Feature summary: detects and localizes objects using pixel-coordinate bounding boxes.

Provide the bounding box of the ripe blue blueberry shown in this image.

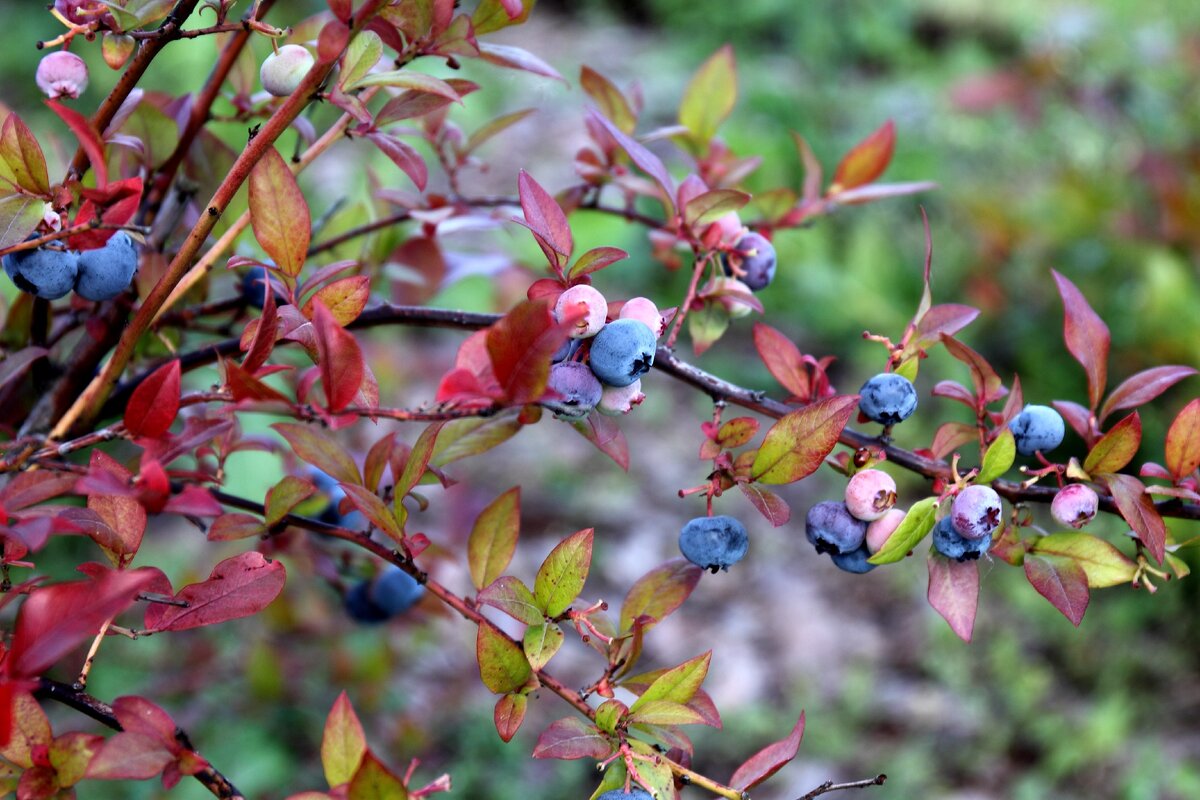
[344,581,391,624]
[932,516,991,562]
[596,791,653,800]
[831,544,877,574]
[588,319,656,387]
[724,232,777,291]
[542,361,603,418]
[309,469,366,529]
[950,485,1002,540]
[241,266,282,309]
[75,231,138,301]
[369,565,425,615]
[3,246,79,300]
[1008,404,1065,456]
[858,373,917,425]
[678,515,749,572]
[805,501,867,555]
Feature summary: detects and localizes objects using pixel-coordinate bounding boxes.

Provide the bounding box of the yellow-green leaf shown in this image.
[1031,532,1137,588]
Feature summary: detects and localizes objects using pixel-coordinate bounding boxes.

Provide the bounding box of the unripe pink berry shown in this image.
[597,379,645,415]
[865,508,906,554]
[715,211,746,245]
[618,297,663,338]
[706,276,755,319]
[260,45,315,97]
[36,51,89,99]
[950,485,1002,540]
[1051,484,1099,529]
[553,285,608,339]
[844,469,897,522]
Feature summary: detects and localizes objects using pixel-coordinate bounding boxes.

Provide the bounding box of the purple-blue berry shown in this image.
[932,516,991,562]
[344,581,391,624]
[805,501,868,555]
[1008,404,1065,457]
[369,566,425,615]
[858,373,917,425]
[75,231,138,301]
[596,791,653,800]
[679,515,749,572]
[241,266,283,309]
[950,485,1002,540]
[588,319,656,387]
[542,361,603,419]
[724,232,777,291]
[3,246,79,300]
[831,544,877,574]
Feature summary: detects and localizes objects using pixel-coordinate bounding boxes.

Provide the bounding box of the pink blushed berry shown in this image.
[36,51,89,99]
[260,45,315,97]
[706,276,755,319]
[844,469,897,522]
[597,379,645,415]
[865,508,906,554]
[950,484,1003,540]
[618,297,664,338]
[1051,484,1099,529]
[553,284,608,339]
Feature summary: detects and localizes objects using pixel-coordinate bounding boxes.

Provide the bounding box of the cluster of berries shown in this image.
[805,468,901,573]
[541,286,663,419]
[707,231,778,316]
[1006,404,1099,528]
[2,232,139,302]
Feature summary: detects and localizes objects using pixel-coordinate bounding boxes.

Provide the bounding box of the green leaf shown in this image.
[0,114,49,195]
[619,559,702,633]
[751,395,859,484]
[347,750,408,800]
[1031,533,1136,588]
[522,622,564,671]
[580,66,636,133]
[430,413,522,467]
[626,699,705,727]
[976,429,1015,483]
[473,0,534,34]
[393,422,443,517]
[272,423,360,486]
[321,692,366,787]
[476,621,533,693]
[594,699,628,734]
[477,576,543,625]
[340,30,383,92]
[0,194,45,250]
[678,45,737,148]
[264,475,316,528]
[533,528,593,617]
[629,652,710,712]
[468,487,520,590]
[688,300,730,356]
[868,497,937,565]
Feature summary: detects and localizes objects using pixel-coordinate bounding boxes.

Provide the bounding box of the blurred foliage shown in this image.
[4,0,1200,798]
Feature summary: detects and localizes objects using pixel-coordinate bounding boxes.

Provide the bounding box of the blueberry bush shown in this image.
[0,2,1197,799]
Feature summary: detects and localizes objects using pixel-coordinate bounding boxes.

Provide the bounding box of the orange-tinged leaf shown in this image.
[751,395,858,484]
[1165,398,1200,481]
[321,692,366,787]
[272,423,360,485]
[679,45,737,147]
[124,360,180,440]
[619,558,702,633]
[1053,269,1109,412]
[927,554,978,642]
[1031,533,1136,588]
[302,276,370,326]
[831,119,894,192]
[730,712,805,791]
[1083,412,1141,475]
[533,528,593,618]
[580,66,636,133]
[393,421,443,516]
[84,451,146,567]
[468,487,520,590]
[264,475,316,528]
[0,114,50,195]
[249,147,311,277]
[494,693,527,743]
[753,323,810,399]
[476,620,532,694]
[940,334,1005,404]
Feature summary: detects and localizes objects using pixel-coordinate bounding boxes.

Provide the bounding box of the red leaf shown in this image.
[248,146,311,277]
[831,119,894,192]
[930,421,977,459]
[729,711,805,791]
[1052,399,1096,445]
[46,100,106,186]
[85,731,175,780]
[567,246,627,281]
[70,177,144,250]
[83,451,146,568]
[1100,366,1196,423]
[753,323,809,400]
[478,42,564,82]
[494,693,527,743]
[312,301,365,413]
[162,486,223,517]
[1082,412,1141,475]
[1166,398,1200,481]
[206,513,265,542]
[926,554,979,642]
[518,170,573,264]
[0,472,77,511]
[1052,270,1109,412]
[1101,473,1166,564]
[940,334,1005,405]
[739,483,790,527]
[366,131,428,190]
[531,717,613,760]
[587,109,675,212]
[224,360,290,404]
[570,413,630,471]
[143,552,286,632]
[124,360,180,440]
[1024,554,1089,626]
[486,299,574,405]
[911,304,980,351]
[931,380,976,408]
[9,570,154,678]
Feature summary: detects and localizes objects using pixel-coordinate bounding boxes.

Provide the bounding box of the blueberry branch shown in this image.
[795,774,887,799]
[33,677,246,800]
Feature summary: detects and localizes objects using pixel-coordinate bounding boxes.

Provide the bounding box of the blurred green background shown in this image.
[3,0,1200,798]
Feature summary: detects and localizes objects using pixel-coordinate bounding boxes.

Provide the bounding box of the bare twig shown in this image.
[797,774,887,800]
